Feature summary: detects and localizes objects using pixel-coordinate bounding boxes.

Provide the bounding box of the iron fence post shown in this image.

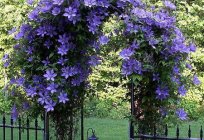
[81,98,84,140]
[130,79,134,139]
[44,112,49,140]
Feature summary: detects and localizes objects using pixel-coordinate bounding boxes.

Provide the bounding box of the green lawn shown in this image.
[1,117,204,140]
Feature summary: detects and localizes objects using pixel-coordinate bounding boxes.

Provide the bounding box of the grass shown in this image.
[0,116,204,140]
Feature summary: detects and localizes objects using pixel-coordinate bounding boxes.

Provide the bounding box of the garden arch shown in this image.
[3,0,200,139]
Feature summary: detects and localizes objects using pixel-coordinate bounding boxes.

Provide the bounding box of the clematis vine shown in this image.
[3,2,200,138]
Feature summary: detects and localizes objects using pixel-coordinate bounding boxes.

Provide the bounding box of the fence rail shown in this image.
[0,114,48,140]
[133,124,203,140]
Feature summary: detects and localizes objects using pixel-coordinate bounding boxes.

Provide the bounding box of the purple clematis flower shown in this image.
[38,92,50,105]
[44,69,57,81]
[178,85,187,96]
[44,100,56,112]
[52,7,61,15]
[57,57,68,66]
[53,0,64,5]
[164,1,176,10]
[84,0,97,7]
[46,82,58,93]
[63,7,78,21]
[27,0,34,5]
[119,48,134,59]
[61,66,78,79]
[58,45,69,56]
[16,77,25,86]
[26,85,37,97]
[99,35,109,45]
[193,75,201,85]
[189,43,196,52]
[11,105,18,122]
[155,86,169,100]
[58,92,69,103]
[176,108,187,120]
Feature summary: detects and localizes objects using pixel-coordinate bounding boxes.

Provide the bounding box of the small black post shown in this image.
[19,117,22,140]
[188,125,191,138]
[130,79,135,139]
[165,124,168,137]
[154,125,156,137]
[200,126,203,140]
[44,112,49,140]
[3,115,6,140]
[11,117,14,140]
[81,99,84,140]
[176,125,179,139]
[27,117,30,140]
[35,119,38,140]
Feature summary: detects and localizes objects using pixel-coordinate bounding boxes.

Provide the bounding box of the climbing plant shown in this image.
[3,0,200,139]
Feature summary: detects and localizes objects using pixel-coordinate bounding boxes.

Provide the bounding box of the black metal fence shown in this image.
[0,113,49,140]
[133,124,203,140]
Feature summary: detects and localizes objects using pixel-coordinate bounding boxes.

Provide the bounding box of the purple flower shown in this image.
[119,48,134,59]
[28,57,33,62]
[10,78,16,85]
[8,27,16,35]
[26,86,37,97]
[3,61,9,68]
[52,7,61,15]
[2,54,9,61]
[176,108,187,120]
[63,7,78,22]
[28,9,39,21]
[97,0,110,7]
[99,35,109,45]
[46,82,58,93]
[53,0,64,5]
[173,66,180,75]
[164,1,176,10]
[84,0,97,7]
[171,75,180,84]
[36,26,47,37]
[61,66,78,79]
[122,59,142,75]
[88,55,101,66]
[23,102,30,110]
[186,63,192,70]
[16,77,25,86]
[153,73,160,81]
[42,58,50,66]
[39,1,53,13]
[57,57,68,66]
[193,75,201,85]
[130,40,139,49]
[44,69,57,81]
[155,86,169,100]
[58,45,69,56]
[58,92,69,103]
[25,46,34,55]
[189,43,196,52]
[178,85,186,96]
[44,40,53,49]
[58,34,70,45]
[44,100,56,112]
[27,0,34,5]
[11,105,18,121]
[38,92,50,105]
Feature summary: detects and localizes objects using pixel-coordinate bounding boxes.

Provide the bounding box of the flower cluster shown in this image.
[117,0,200,120]
[6,0,112,117]
[4,0,200,122]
